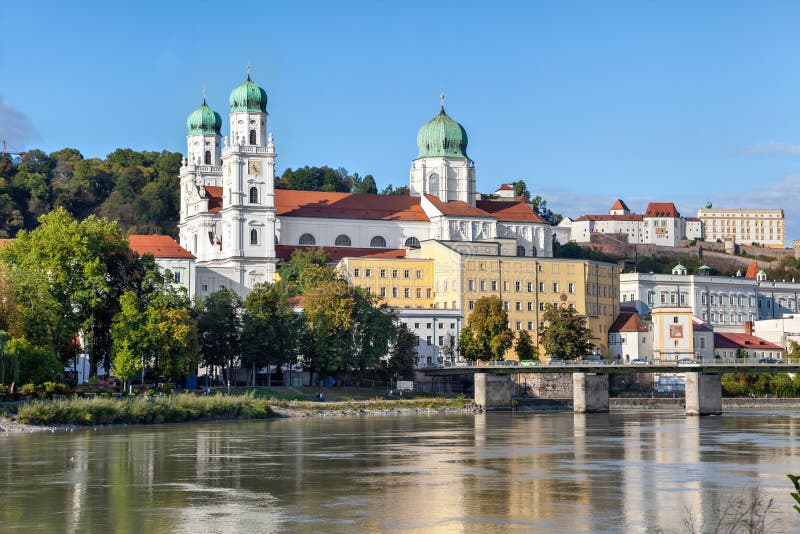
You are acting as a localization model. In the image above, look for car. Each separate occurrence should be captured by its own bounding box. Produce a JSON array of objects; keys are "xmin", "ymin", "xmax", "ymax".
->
[
  {"xmin": 519, "ymin": 360, "xmax": 539, "ymax": 367},
  {"xmin": 676, "ymin": 358, "xmax": 698, "ymax": 367},
  {"xmin": 548, "ymin": 358, "xmax": 567, "ymax": 366},
  {"xmin": 758, "ymin": 358, "xmax": 783, "ymax": 364},
  {"xmin": 502, "ymin": 360, "xmax": 519, "ymax": 367},
  {"xmin": 583, "ymin": 355, "xmax": 605, "ymax": 364},
  {"xmin": 454, "ymin": 361, "xmax": 471, "ymax": 367},
  {"xmin": 630, "ymin": 359, "xmax": 651, "ymax": 366}
]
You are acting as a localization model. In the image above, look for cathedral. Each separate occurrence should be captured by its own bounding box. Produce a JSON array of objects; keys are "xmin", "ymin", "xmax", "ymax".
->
[{"xmin": 178, "ymin": 72, "xmax": 553, "ymax": 298}]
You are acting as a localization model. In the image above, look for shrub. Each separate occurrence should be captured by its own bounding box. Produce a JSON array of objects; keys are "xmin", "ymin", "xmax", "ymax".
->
[
  {"xmin": 6, "ymin": 338, "xmax": 61, "ymax": 385},
  {"xmin": 0, "ymin": 384, "xmax": 9, "ymax": 398},
  {"xmin": 41, "ymin": 381, "xmax": 58, "ymax": 395},
  {"xmin": 20, "ymin": 383, "xmax": 37, "ymax": 395}
]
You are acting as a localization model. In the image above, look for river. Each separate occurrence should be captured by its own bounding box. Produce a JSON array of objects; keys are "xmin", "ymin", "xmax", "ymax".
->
[{"xmin": 1, "ymin": 410, "xmax": 798, "ymax": 533}]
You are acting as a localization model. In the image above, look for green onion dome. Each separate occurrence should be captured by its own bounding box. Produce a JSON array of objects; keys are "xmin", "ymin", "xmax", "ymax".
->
[
  {"xmin": 187, "ymin": 99, "xmax": 222, "ymax": 135},
  {"xmin": 229, "ymin": 75, "xmax": 268, "ymax": 113},
  {"xmin": 416, "ymin": 106, "xmax": 468, "ymax": 159}
]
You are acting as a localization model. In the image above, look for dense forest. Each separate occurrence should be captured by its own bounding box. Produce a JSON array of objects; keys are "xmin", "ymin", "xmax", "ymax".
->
[{"xmin": 0, "ymin": 150, "xmax": 413, "ymax": 238}]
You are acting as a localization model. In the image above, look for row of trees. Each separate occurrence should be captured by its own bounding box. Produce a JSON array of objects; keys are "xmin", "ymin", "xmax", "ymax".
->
[
  {"xmin": 0, "ymin": 209, "xmax": 417, "ymax": 388},
  {"xmin": 458, "ymin": 296, "xmax": 594, "ymax": 361}
]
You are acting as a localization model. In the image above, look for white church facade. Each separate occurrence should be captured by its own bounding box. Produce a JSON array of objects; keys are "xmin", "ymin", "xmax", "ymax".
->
[{"xmin": 178, "ymin": 73, "xmax": 553, "ymax": 298}]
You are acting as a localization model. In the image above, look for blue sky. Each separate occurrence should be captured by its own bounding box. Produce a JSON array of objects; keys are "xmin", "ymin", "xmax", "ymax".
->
[{"xmin": 2, "ymin": 1, "xmax": 800, "ymax": 238}]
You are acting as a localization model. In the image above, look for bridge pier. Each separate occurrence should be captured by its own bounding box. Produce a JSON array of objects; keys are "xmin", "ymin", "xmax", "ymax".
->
[
  {"xmin": 685, "ymin": 372, "xmax": 722, "ymax": 416},
  {"xmin": 573, "ymin": 373, "xmax": 609, "ymax": 413},
  {"xmin": 474, "ymin": 373, "xmax": 514, "ymax": 409}
]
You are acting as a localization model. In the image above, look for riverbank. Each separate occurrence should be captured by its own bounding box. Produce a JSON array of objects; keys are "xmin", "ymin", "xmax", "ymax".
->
[
  {"xmin": 514, "ymin": 397, "xmax": 800, "ymax": 411},
  {"xmin": 0, "ymin": 395, "xmax": 477, "ymax": 433}
]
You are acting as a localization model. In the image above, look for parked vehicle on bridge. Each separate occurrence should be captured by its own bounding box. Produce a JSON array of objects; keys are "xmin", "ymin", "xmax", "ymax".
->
[
  {"xmin": 501, "ymin": 360, "xmax": 519, "ymax": 366},
  {"xmin": 582, "ymin": 355, "xmax": 605, "ymax": 364},
  {"xmin": 519, "ymin": 360, "xmax": 539, "ymax": 367},
  {"xmin": 454, "ymin": 361, "xmax": 471, "ymax": 367},
  {"xmin": 758, "ymin": 357, "xmax": 783, "ymax": 364},
  {"xmin": 630, "ymin": 359, "xmax": 651, "ymax": 366},
  {"xmin": 676, "ymin": 358, "xmax": 698, "ymax": 367},
  {"xmin": 547, "ymin": 359, "xmax": 567, "ymax": 366}
]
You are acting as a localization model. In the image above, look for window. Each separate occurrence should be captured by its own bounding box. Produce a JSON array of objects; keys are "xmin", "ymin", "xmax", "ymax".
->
[
  {"xmin": 503, "ymin": 301, "xmax": 509, "ymax": 311},
  {"xmin": 450, "ymin": 323, "xmax": 455, "ymax": 329},
  {"xmin": 335, "ymin": 234, "xmax": 351, "ymax": 246},
  {"xmin": 531, "ymin": 246, "xmax": 537, "ymax": 257},
  {"xmin": 201, "ymin": 284, "xmax": 208, "ymax": 292},
  {"xmin": 416, "ymin": 270, "xmax": 423, "ymax": 279},
  {"xmin": 568, "ymin": 283, "xmax": 575, "ymax": 294},
  {"xmin": 673, "ymin": 316, "xmax": 679, "ymax": 323},
  {"xmin": 353, "ymin": 268, "xmax": 360, "ymax": 277},
  {"xmin": 405, "ymin": 237, "xmax": 421, "ymax": 248},
  {"xmin": 204, "ymin": 150, "xmax": 211, "ymax": 165},
  {"xmin": 516, "ymin": 302, "xmax": 522, "ymax": 311},
  {"xmin": 414, "ymin": 323, "xmax": 419, "ymax": 329},
  {"xmin": 365, "ymin": 269, "xmax": 372, "ymax": 278},
  {"xmin": 647, "ymin": 292, "xmax": 654, "ymax": 305},
  {"xmin": 527, "ymin": 302, "xmax": 533, "ymax": 311},
  {"xmin": 701, "ymin": 293, "xmax": 707, "ymax": 305},
  {"xmin": 173, "ymin": 271, "xmax": 181, "ymax": 283},
  {"xmin": 670, "ymin": 293, "xmax": 676, "ymax": 304},
  {"xmin": 515, "ymin": 322, "xmax": 521, "ymax": 331},
  {"xmin": 539, "ymin": 282, "xmax": 545, "ymax": 293},
  {"xmin": 468, "ymin": 280, "xmax": 475, "ymax": 291},
  {"xmin": 503, "ymin": 281, "xmax": 509, "ymax": 292},
  {"xmin": 370, "ymin": 236, "xmax": 387, "ymax": 248},
  {"xmin": 299, "ymin": 233, "xmax": 316, "ymax": 245},
  {"xmin": 426, "ymin": 336, "xmax": 432, "ymax": 346},
  {"xmin": 491, "ymin": 281, "xmax": 498, "ymax": 291},
  {"xmin": 380, "ymin": 269, "xmax": 386, "ymax": 278},
  {"xmin": 250, "ymin": 228, "xmax": 258, "ymax": 245},
  {"xmin": 392, "ymin": 288, "xmax": 398, "ymax": 298},
  {"xmin": 527, "ymin": 282, "xmax": 533, "ymax": 292},
  {"xmin": 661, "ymin": 292, "xmax": 667, "ymax": 304},
  {"xmin": 552, "ymin": 282, "xmax": 559, "ymax": 293},
  {"xmin": 416, "ymin": 288, "xmax": 421, "ymax": 298},
  {"xmin": 379, "ymin": 287, "xmax": 386, "ymax": 297},
  {"xmin": 516, "ymin": 246, "xmax": 526, "ymax": 257},
  {"xmin": 249, "ymin": 187, "xmax": 258, "ymax": 203},
  {"xmin": 439, "ymin": 323, "xmax": 444, "ymax": 329},
  {"xmin": 427, "ymin": 289, "xmax": 432, "ymax": 298},
  {"xmin": 392, "ymin": 269, "xmax": 398, "ymax": 278},
  {"xmin": 403, "ymin": 269, "xmax": 410, "ymax": 279},
  {"xmin": 527, "ymin": 322, "xmax": 533, "ymax": 330},
  {"xmin": 249, "ymin": 129, "xmax": 256, "ymax": 145},
  {"xmin": 515, "ymin": 281, "xmax": 521, "ymax": 292},
  {"xmin": 426, "ymin": 323, "xmax": 432, "ymax": 329},
  {"xmin": 428, "ymin": 172, "xmax": 440, "ymax": 194},
  {"xmin": 404, "ymin": 288, "xmax": 411, "ymax": 298},
  {"xmin": 539, "ymin": 302, "xmax": 545, "ymax": 311},
  {"xmin": 469, "ymin": 300, "xmax": 474, "ymax": 310},
  {"xmin": 438, "ymin": 336, "xmax": 444, "ymax": 345},
  {"xmin": 480, "ymin": 280, "xmax": 486, "ymax": 291}
]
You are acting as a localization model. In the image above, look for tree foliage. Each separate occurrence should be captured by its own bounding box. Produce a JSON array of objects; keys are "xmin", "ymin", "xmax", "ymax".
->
[
  {"xmin": 277, "ymin": 248, "xmax": 331, "ymax": 295},
  {"xmin": 380, "ymin": 184, "xmax": 410, "ymax": 196},
  {"xmin": 384, "ymin": 323, "xmax": 418, "ymax": 378},
  {"xmin": 458, "ymin": 296, "xmax": 513, "ymax": 361},
  {"xmin": 515, "ymin": 330, "xmax": 537, "ymax": 361},
  {"xmin": 539, "ymin": 304, "xmax": 593, "ymax": 360},
  {"xmin": 5, "ymin": 337, "xmax": 62, "ymax": 385},
  {"xmin": 197, "ymin": 288, "xmax": 243, "ymax": 385}
]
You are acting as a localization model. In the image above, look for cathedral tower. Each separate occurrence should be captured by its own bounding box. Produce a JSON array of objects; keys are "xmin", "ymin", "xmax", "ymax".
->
[{"xmin": 409, "ymin": 95, "xmax": 476, "ymax": 205}]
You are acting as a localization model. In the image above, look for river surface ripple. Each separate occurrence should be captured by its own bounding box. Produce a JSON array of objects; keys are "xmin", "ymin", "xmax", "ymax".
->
[{"xmin": 1, "ymin": 410, "xmax": 799, "ymax": 533}]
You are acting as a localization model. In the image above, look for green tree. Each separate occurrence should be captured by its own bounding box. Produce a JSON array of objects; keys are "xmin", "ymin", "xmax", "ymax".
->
[
  {"xmin": 6, "ymin": 337, "xmax": 61, "ymax": 385},
  {"xmin": 380, "ymin": 184, "xmax": 410, "ymax": 196},
  {"xmin": 512, "ymin": 180, "xmax": 530, "ymax": 199},
  {"xmin": 515, "ymin": 330, "xmax": 536, "ymax": 361},
  {"xmin": 241, "ymin": 282, "xmax": 300, "ymax": 386},
  {"xmin": 343, "ymin": 287, "xmax": 397, "ymax": 385},
  {"xmin": 276, "ymin": 165, "xmax": 350, "ymax": 192},
  {"xmin": 458, "ymin": 296, "xmax": 513, "ymax": 361},
  {"xmin": 788, "ymin": 341, "xmax": 800, "ymax": 360},
  {"xmin": 384, "ymin": 323, "xmax": 418, "ymax": 378},
  {"xmin": 277, "ymin": 248, "xmax": 330, "ymax": 295},
  {"xmin": 302, "ymin": 278, "xmax": 355, "ymax": 381},
  {"xmin": 539, "ymin": 304, "xmax": 593, "ymax": 360},
  {"xmin": 197, "ymin": 288, "xmax": 242, "ymax": 387},
  {"xmin": 350, "ymin": 173, "xmax": 378, "ymax": 194},
  {"xmin": 0, "ymin": 330, "xmax": 18, "ymax": 384}
]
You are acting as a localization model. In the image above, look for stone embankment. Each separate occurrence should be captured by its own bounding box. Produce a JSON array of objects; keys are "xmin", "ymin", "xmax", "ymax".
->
[{"xmin": 516, "ymin": 397, "xmax": 800, "ymax": 411}]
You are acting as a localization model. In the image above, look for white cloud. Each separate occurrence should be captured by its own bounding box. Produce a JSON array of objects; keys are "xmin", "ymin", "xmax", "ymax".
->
[
  {"xmin": 743, "ymin": 142, "xmax": 800, "ymax": 156},
  {"xmin": 0, "ymin": 96, "xmax": 39, "ymax": 150}
]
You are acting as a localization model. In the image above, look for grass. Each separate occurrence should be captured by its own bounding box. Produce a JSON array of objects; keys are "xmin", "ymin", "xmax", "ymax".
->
[
  {"xmin": 16, "ymin": 393, "xmax": 273, "ymax": 426},
  {"xmin": 269, "ymin": 395, "xmax": 473, "ymax": 413}
]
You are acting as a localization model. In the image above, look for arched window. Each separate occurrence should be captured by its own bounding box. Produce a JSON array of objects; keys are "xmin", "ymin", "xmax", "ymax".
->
[
  {"xmin": 370, "ymin": 235, "xmax": 387, "ymax": 248},
  {"xmin": 516, "ymin": 246, "xmax": 526, "ymax": 257},
  {"xmin": 335, "ymin": 234, "xmax": 351, "ymax": 247},
  {"xmin": 404, "ymin": 237, "xmax": 420, "ymax": 248},
  {"xmin": 299, "ymin": 233, "xmax": 316, "ymax": 245},
  {"xmin": 428, "ymin": 173, "xmax": 440, "ymax": 196},
  {"xmin": 531, "ymin": 246, "xmax": 538, "ymax": 257},
  {"xmin": 249, "ymin": 187, "xmax": 258, "ymax": 204},
  {"xmin": 249, "ymin": 129, "xmax": 257, "ymax": 145},
  {"xmin": 250, "ymin": 229, "xmax": 258, "ymax": 245},
  {"xmin": 204, "ymin": 150, "xmax": 211, "ymax": 165}
]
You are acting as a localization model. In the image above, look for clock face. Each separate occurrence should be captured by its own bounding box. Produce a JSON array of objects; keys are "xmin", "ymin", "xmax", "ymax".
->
[{"xmin": 248, "ymin": 161, "xmax": 262, "ymax": 175}]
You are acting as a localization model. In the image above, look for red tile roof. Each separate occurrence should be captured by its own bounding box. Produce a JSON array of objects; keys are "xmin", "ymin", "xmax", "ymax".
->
[
  {"xmin": 497, "ymin": 183, "xmax": 514, "ymax": 191},
  {"xmin": 685, "ymin": 217, "xmax": 701, "ymax": 222},
  {"xmin": 275, "ymin": 190, "xmax": 429, "ymax": 221},
  {"xmin": 275, "ymin": 245, "xmax": 406, "ymax": 263},
  {"xmin": 476, "ymin": 200, "xmax": 546, "ymax": 223},
  {"xmin": 744, "ymin": 261, "xmax": 760, "ymax": 279},
  {"xmin": 645, "ymin": 202, "xmax": 680, "ymax": 218},
  {"xmin": 128, "ymin": 235, "xmax": 196, "ymax": 259},
  {"xmin": 204, "ymin": 186, "xmax": 223, "ymax": 213},
  {"xmin": 574, "ymin": 214, "xmax": 644, "ymax": 222},
  {"xmin": 610, "ymin": 199, "xmax": 630, "ymax": 211},
  {"xmin": 609, "ymin": 311, "xmax": 649, "ymax": 333},
  {"xmin": 692, "ymin": 319, "xmax": 713, "ymax": 332},
  {"xmin": 713, "ymin": 332, "xmax": 782, "ymax": 351},
  {"xmin": 423, "ymin": 194, "xmax": 493, "ymax": 218}
]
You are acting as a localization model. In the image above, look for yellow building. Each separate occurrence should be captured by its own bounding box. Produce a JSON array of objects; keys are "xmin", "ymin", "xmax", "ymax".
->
[
  {"xmin": 650, "ymin": 306, "xmax": 694, "ymax": 361},
  {"xmin": 337, "ymin": 239, "xmax": 620, "ymax": 361},
  {"xmin": 697, "ymin": 207, "xmax": 785, "ymax": 248},
  {"xmin": 338, "ymin": 256, "xmax": 435, "ymax": 309}
]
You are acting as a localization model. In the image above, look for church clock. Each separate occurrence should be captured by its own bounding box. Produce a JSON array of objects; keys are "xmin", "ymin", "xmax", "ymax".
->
[{"xmin": 248, "ymin": 161, "xmax": 262, "ymax": 175}]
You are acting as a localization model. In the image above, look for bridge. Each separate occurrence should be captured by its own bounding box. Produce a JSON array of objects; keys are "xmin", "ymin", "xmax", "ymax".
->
[{"xmin": 422, "ymin": 360, "xmax": 800, "ymax": 416}]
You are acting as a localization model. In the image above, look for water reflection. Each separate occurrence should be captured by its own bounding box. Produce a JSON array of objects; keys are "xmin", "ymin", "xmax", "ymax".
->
[{"xmin": 1, "ymin": 412, "xmax": 798, "ymax": 533}]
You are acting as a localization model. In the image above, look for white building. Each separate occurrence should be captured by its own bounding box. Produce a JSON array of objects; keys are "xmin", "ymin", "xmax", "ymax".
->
[
  {"xmin": 562, "ymin": 199, "xmax": 703, "ymax": 247},
  {"xmin": 608, "ymin": 307, "xmax": 652, "ymax": 361},
  {"xmin": 619, "ymin": 262, "xmax": 800, "ymax": 332},
  {"xmin": 177, "ymin": 73, "xmax": 554, "ymax": 299},
  {"xmin": 698, "ymin": 207, "xmax": 785, "ymax": 248},
  {"xmin": 752, "ymin": 314, "xmax": 800, "ymax": 351},
  {"xmin": 396, "ymin": 308, "xmax": 463, "ymax": 367},
  {"xmin": 128, "ymin": 235, "xmax": 196, "ymax": 296}
]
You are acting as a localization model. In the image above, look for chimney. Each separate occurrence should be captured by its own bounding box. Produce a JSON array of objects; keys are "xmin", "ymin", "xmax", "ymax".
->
[{"xmin": 744, "ymin": 321, "xmax": 753, "ymax": 336}]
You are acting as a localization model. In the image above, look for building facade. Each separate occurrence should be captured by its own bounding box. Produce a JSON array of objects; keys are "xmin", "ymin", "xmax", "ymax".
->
[
  {"xmin": 177, "ymin": 74, "xmax": 554, "ymax": 299},
  {"xmin": 698, "ymin": 207, "xmax": 785, "ymax": 248}
]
